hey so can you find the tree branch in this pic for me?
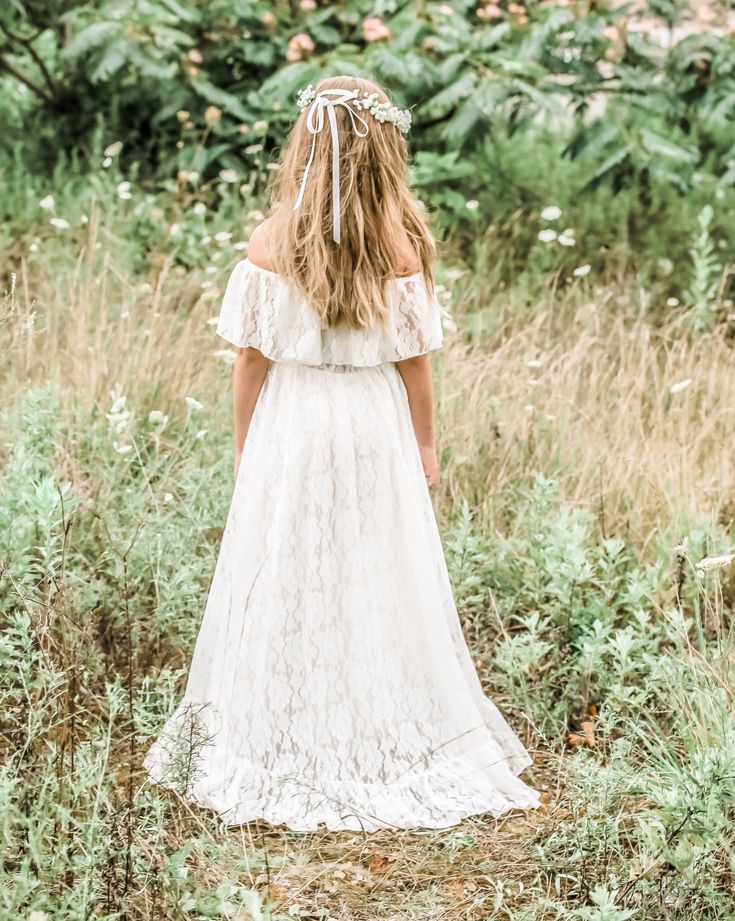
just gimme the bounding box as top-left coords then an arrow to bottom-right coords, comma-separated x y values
0,55 -> 55,103
0,21 -> 57,97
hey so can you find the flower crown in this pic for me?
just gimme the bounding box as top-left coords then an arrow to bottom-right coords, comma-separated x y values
296,83 -> 412,134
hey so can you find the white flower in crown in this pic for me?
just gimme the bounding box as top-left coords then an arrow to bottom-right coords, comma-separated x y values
295,83 -> 411,134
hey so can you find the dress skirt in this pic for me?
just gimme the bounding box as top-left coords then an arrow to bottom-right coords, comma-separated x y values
143,358 -> 542,831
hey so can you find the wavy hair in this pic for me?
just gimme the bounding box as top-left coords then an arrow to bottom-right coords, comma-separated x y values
259,75 -> 436,331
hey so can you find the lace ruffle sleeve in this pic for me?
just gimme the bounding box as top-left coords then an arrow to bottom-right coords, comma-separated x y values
216,259 -> 444,366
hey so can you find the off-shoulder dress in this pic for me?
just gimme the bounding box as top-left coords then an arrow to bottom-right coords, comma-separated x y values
142,258 -> 542,832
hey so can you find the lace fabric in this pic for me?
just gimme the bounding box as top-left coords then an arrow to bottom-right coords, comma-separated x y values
143,269 -> 542,832
215,259 -> 444,365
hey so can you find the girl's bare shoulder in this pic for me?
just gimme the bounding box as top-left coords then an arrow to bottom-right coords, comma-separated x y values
245,220 -> 276,271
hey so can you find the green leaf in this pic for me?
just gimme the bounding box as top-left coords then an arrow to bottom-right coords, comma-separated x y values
640,128 -> 698,164
60,21 -> 121,60
424,72 -> 478,117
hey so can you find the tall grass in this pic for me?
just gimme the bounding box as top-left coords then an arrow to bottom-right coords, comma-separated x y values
2,195 -> 735,919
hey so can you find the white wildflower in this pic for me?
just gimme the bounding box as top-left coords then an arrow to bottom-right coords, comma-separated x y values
214,231 -> 233,243
104,141 -> 123,157
193,201 -> 207,216
112,441 -> 133,455
669,378 -> 692,395
29,242 -> 39,253
253,120 -> 269,133
233,241 -> 248,250
697,553 -> 735,573
541,205 -> 562,221
666,297 -> 679,307
116,181 -> 132,200
163,492 -> 174,503
39,195 -> 55,212
148,410 -> 168,426
195,429 -> 209,439
558,230 -> 576,246
169,223 -> 181,236
244,143 -> 264,155
219,169 -> 238,183
200,280 -> 215,290
185,396 -> 204,411
50,217 -> 70,230
573,264 -> 591,277
465,199 -> 479,211
527,359 -> 543,368
538,229 -> 557,243
102,157 -> 112,168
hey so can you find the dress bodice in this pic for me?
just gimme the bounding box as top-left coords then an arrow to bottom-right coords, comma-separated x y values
216,259 -> 444,366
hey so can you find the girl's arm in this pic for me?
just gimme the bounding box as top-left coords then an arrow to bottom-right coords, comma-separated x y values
396,353 -> 439,487
233,346 -> 271,481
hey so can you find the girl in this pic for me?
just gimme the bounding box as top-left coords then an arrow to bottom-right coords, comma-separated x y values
144,75 -> 541,832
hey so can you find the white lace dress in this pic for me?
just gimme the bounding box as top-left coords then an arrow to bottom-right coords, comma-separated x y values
143,258 -> 542,832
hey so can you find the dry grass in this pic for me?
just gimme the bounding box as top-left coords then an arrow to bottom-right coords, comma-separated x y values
6,223 -> 735,553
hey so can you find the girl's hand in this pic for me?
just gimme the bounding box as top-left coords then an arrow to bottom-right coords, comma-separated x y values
419,443 -> 439,488
234,452 -> 243,483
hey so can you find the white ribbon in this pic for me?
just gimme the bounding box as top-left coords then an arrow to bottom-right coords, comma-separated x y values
292,88 -> 370,245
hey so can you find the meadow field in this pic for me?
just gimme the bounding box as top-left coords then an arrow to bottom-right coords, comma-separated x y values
2,2 -> 735,919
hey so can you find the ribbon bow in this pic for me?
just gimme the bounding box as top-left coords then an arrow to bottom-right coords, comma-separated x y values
292,88 -> 370,245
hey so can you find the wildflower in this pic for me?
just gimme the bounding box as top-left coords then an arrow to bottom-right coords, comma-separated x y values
558,229 -> 576,246
477,4 -> 503,19
195,429 -> 209,439
169,223 -> 181,236
540,205 -> 562,221
669,378 -> 692,394
185,396 -> 204,411
30,242 -> 39,253
81,214 -> 89,224
164,492 -> 174,503
104,141 -> 123,157
39,195 -> 55,211
286,32 -> 315,62
300,0 -> 317,8
176,110 -> 190,123
538,229 -> 557,243
219,169 -> 238,183
527,358 -> 543,368
666,297 -> 679,307
50,217 -> 70,230
697,553 -> 734,573
200,280 -> 215,290
148,410 -> 168,426
214,348 -> 237,364
573,264 -> 591,277
363,17 -> 392,42
117,181 -> 132,200
261,10 -> 276,27
204,105 -> 221,125
29,912 -> 48,921
205,265 -> 218,274
603,25 -> 620,41
193,202 -> 207,216
245,143 -> 264,155
102,157 -> 112,168
466,200 -> 479,211
439,4 -> 455,14
253,120 -> 269,133
233,241 -> 248,251
113,441 -> 133,455
508,2 -> 525,12
214,231 -> 233,243
188,48 -> 203,64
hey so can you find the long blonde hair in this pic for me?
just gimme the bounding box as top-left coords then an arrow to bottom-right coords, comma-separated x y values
260,75 -> 436,331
